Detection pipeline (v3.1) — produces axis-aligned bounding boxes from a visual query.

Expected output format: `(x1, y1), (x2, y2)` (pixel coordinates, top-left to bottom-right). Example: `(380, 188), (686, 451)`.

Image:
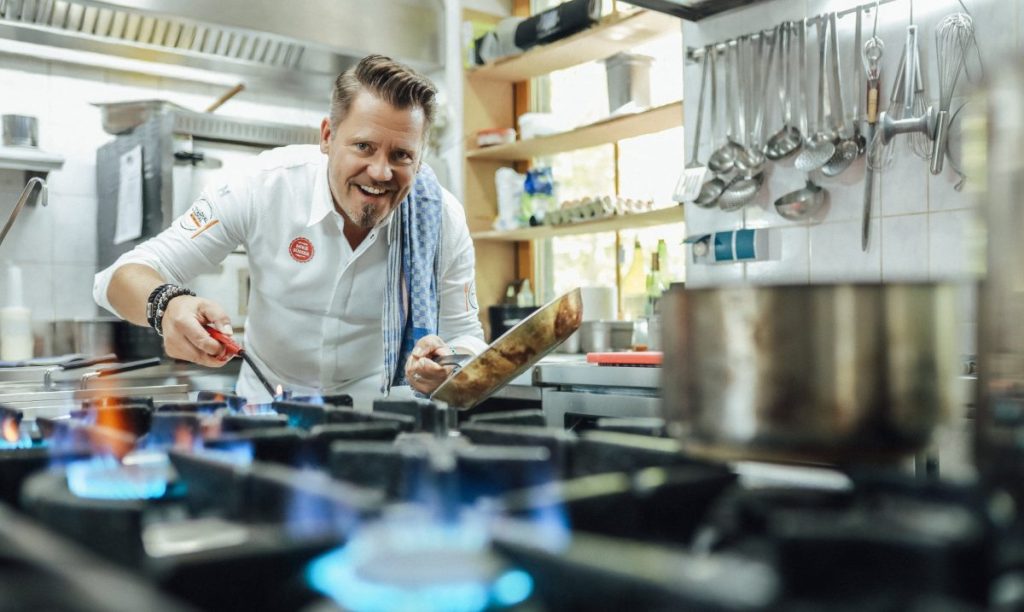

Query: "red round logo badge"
(289, 237), (314, 263)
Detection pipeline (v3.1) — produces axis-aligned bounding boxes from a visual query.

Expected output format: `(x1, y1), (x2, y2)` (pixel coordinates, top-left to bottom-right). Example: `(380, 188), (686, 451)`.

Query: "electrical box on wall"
(686, 228), (774, 264)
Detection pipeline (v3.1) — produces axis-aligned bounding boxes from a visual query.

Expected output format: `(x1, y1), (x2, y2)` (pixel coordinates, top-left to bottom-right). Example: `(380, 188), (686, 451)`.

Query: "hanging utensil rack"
(685, 0), (901, 63)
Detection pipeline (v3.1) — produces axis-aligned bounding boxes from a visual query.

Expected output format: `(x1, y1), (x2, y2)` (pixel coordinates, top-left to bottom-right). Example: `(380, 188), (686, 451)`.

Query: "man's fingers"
(160, 295), (234, 366)
(197, 301), (233, 335)
(411, 335), (445, 358)
(181, 320), (224, 356)
(164, 335), (230, 367)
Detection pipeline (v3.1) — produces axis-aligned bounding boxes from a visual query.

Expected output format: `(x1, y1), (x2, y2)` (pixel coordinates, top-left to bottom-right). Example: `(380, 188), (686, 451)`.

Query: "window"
(532, 16), (685, 310)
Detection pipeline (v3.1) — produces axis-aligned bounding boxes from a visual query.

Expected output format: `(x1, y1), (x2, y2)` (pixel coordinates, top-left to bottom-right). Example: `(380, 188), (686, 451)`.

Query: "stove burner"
(66, 452), (172, 500)
(307, 511), (533, 612)
(196, 390), (247, 410)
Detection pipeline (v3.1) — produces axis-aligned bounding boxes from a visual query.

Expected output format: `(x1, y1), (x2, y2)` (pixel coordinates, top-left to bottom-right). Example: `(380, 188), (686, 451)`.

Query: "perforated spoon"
(794, 18), (835, 172)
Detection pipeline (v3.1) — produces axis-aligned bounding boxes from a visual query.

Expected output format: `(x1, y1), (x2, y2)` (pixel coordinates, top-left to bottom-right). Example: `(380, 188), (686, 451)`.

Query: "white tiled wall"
(682, 0), (1004, 353)
(0, 53), (327, 325)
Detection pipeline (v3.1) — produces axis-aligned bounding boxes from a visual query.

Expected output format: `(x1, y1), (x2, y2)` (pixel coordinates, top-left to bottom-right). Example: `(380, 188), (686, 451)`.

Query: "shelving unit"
(471, 206), (683, 241)
(0, 146), (64, 174)
(466, 101), (682, 162)
(468, 9), (679, 82)
(462, 6), (683, 333)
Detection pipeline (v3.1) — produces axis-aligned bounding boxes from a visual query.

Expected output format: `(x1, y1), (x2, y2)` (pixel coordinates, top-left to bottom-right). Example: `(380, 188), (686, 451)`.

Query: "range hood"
(0, 0), (442, 92)
(621, 0), (767, 21)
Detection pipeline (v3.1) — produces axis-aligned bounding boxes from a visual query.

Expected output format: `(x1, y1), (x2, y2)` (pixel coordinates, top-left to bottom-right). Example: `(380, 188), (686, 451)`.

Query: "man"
(93, 55), (486, 407)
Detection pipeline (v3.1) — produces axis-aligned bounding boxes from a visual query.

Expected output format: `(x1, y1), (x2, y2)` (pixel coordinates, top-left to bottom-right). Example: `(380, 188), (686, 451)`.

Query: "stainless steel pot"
(661, 283), (958, 464)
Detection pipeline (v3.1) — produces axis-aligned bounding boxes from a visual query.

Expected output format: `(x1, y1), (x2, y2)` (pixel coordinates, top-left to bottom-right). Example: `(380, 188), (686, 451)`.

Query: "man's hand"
(161, 296), (235, 367)
(405, 334), (457, 395)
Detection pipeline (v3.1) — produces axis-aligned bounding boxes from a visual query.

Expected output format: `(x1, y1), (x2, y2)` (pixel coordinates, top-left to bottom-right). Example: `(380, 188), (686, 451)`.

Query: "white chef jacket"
(94, 145), (485, 408)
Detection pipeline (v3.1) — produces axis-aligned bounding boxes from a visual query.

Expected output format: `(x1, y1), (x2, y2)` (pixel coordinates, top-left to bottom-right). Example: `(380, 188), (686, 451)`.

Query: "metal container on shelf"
(605, 53), (653, 114)
(2, 115), (38, 147)
(660, 283), (958, 464)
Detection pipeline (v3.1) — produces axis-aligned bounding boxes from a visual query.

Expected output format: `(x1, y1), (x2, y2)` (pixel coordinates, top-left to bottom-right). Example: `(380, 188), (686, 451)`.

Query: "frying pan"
(431, 288), (583, 410)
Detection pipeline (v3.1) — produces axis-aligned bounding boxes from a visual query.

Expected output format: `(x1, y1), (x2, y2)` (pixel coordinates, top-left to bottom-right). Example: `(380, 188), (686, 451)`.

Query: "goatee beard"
(357, 204), (377, 229)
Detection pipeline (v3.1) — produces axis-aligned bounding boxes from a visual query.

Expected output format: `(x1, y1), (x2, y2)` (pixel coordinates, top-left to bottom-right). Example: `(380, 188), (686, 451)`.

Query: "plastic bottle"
(621, 238), (647, 321)
(1, 264), (33, 361)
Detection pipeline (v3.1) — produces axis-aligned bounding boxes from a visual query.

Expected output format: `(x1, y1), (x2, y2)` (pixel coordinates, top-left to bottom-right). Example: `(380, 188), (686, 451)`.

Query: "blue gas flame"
(200, 441), (254, 465)
(306, 511), (533, 612)
(307, 546), (532, 612)
(0, 430), (34, 449)
(66, 455), (169, 500)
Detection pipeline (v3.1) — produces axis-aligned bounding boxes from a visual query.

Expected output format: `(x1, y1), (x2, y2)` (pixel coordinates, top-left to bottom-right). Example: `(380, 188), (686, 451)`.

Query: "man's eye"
(354, 143), (370, 152)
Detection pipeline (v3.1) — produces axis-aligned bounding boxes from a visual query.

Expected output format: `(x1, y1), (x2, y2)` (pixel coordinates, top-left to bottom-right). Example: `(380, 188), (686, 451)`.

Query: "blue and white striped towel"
(381, 164), (443, 393)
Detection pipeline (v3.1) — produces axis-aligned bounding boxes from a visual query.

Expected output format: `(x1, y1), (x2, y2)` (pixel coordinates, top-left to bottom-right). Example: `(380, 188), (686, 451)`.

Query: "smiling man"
(93, 55), (486, 407)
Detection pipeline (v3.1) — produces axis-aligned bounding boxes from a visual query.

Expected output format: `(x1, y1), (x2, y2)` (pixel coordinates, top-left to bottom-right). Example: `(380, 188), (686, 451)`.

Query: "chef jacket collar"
(308, 157), (397, 243)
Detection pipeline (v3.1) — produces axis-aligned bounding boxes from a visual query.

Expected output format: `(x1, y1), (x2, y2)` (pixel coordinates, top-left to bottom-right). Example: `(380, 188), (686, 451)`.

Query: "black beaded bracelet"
(146, 284), (195, 336)
(145, 283), (175, 330)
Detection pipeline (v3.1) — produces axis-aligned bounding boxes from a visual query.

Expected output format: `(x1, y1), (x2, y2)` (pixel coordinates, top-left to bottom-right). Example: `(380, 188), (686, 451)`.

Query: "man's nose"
(367, 153), (393, 182)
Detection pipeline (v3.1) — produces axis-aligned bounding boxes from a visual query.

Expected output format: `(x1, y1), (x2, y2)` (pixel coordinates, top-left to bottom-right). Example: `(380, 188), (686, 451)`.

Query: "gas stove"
(0, 392), (1013, 611)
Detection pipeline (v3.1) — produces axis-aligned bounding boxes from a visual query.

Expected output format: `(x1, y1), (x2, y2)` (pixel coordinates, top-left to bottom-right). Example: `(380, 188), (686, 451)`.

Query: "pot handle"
(44, 353), (120, 388)
(59, 353), (119, 371)
(433, 353), (472, 374)
(80, 357), (162, 389)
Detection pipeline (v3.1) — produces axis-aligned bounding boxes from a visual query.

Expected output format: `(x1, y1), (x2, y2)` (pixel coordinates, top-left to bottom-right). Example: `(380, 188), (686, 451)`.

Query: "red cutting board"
(586, 351), (663, 366)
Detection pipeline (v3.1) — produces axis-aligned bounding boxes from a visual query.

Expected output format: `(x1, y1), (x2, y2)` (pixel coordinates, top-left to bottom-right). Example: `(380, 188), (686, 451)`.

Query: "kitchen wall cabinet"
(462, 6), (683, 327)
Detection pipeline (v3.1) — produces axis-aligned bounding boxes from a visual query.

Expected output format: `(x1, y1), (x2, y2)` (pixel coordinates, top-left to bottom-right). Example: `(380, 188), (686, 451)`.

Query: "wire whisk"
(930, 12), (973, 175)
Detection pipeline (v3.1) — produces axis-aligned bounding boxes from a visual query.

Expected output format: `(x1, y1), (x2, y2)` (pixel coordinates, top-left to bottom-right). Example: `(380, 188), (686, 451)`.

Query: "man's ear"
(319, 118), (332, 154)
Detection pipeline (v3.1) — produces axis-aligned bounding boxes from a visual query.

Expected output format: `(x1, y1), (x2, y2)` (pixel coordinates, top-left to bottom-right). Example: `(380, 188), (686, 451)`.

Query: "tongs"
(205, 326), (276, 398)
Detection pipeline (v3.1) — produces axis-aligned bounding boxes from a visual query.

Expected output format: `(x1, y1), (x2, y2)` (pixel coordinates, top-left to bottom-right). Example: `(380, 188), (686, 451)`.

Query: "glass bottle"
(645, 251), (666, 317)
(656, 238), (670, 284)
(621, 238), (647, 321)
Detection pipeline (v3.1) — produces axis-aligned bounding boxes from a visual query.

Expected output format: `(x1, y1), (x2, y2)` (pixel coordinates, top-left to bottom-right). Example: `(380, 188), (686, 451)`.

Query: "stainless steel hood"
(621, 0), (767, 21)
(0, 0), (441, 92)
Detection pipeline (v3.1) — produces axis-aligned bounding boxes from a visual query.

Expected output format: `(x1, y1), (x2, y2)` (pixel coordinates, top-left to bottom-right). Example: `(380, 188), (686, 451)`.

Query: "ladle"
(706, 42), (742, 176)
(774, 179), (828, 222)
(719, 28), (778, 211)
(765, 22), (801, 160)
(794, 18), (835, 172)
(822, 12), (859, 177)
(694, 49), (729, 208)
(732, 34), (769, 177)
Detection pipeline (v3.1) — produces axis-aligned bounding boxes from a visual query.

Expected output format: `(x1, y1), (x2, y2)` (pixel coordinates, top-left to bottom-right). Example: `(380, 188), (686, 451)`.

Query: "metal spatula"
(674, 47), (711, 203)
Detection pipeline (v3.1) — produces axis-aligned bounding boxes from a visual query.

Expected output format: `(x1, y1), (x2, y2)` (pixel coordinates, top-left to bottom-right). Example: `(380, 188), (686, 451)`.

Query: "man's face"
(320, 90), (426, 231)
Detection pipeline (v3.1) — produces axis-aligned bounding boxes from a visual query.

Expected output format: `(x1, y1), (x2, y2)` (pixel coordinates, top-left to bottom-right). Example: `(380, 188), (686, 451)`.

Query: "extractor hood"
(621, 0), (767, 21)
(0, 0), (442, 92)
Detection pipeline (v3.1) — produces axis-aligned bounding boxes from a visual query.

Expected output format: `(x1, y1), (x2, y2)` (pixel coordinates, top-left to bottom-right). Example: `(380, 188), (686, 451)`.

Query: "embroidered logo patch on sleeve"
(179, 199), (220, 238)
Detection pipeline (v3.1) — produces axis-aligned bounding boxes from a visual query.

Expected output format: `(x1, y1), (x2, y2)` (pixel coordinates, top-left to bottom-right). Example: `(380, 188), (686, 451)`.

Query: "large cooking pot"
(432, 287), (583, 409)
(661, 283), (958, 464)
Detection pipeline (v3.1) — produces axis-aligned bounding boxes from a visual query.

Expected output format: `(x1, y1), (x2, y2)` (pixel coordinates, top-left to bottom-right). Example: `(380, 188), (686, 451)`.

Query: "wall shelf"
(472, 205), (684, 242)
(0, 146), (65, 174)
(467, 9), (679, 82)
(466, 101), (682, 162)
